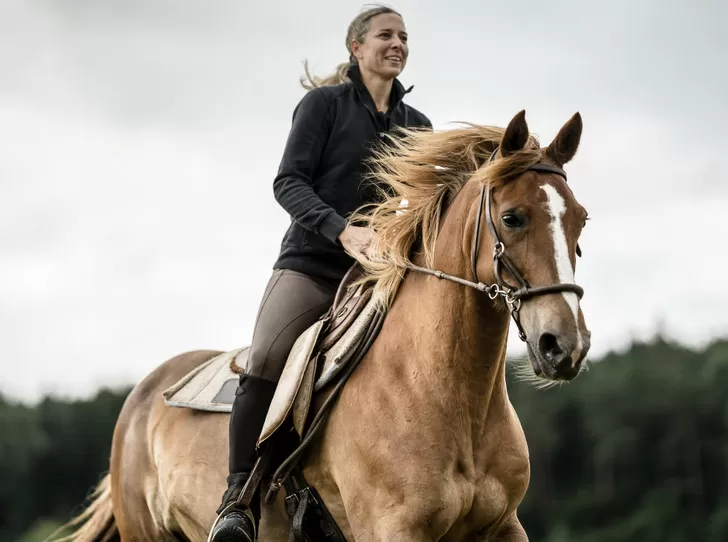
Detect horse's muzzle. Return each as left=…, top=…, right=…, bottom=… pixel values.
left=530, top=331, right=590, bottom=380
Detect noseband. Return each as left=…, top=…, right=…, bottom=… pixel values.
left=395, top=148, right=584, bottom=342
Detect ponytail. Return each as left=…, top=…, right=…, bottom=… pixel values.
left=300, top=59, right=352, bottom=90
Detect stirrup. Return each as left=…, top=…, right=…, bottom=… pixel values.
left=207, top=503, right=257, bottom=542
left=208, top=452, right=272, bottom=541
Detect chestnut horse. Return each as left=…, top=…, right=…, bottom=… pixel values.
left=54, top=110, right=590, bottom=542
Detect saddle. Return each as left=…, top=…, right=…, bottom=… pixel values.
left=257, top=263, right=381, bottom=446
left=162, top=263, right=382, bottom=423
left=320, top=264, right=373, bottom=352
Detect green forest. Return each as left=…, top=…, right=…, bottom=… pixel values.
left=1, top=337, right=727, bottom=542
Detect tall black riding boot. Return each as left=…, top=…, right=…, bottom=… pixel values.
left=210, top=373, right=278, bottom=542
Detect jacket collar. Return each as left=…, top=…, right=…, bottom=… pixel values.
left=347, top=63, right=413, bottom=112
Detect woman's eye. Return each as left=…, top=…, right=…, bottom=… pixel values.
left=502, top=214, right=524, bottom=228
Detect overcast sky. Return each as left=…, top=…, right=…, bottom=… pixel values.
left=2, top=0, right=726, bottom=401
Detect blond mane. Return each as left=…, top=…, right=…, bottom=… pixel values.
left=351, top=124, right=542, bottom=307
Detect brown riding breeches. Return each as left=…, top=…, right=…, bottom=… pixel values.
left=245, top=269, right=338, bottom=383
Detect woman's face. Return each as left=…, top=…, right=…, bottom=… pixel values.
left=352, top=13, right=409, bottom=80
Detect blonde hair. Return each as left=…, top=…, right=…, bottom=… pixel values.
left=301, top=4, right=402, bottom=90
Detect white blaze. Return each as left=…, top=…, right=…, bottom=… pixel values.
left=540, top=183, right=582, bottom=361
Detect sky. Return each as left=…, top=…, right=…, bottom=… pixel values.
left=1, top=0, right=727, bottom=402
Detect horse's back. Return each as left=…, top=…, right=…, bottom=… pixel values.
left=111, top=349, right=225, bottom=540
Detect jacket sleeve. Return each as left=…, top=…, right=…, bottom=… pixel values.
left=272, top=89, right=347, bottom=245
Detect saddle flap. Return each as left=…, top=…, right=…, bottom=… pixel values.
left=258, top=319, right=325, bottom=447
left=292, top=352, right=319, bottom=438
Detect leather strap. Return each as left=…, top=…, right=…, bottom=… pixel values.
left=471, top=185, right=487, bottom=283
left=289, top=488, right=309, bottom=542
left=235, top=446, right=273, bottom=509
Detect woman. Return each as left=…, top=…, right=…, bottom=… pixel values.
left=211, top=5, right=432, bottom=541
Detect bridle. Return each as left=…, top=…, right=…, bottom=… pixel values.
left=393, top=148, right=584, bottom=342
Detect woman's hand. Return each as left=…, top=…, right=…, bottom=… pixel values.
left=338, top=226, right=378, bottom=260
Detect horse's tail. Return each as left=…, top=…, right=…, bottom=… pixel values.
left=45, top=473, right=119, bottom=542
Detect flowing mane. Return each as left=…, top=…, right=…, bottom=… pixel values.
left=352, top=124, right=543, bottom=307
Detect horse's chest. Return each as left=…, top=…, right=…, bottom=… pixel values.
left=446, top=422, right=530, bottom=537
left=441, top=468, right=528, bottom=541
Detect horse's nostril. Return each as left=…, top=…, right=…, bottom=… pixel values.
left=538, top=333, right=566, bottom=365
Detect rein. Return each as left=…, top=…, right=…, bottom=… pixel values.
left=377, top=148, right=584, bottom=342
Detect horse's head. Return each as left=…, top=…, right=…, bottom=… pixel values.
left=358, top=110, right=590, bottom=380
left=471, top=111, right=590, bottom=381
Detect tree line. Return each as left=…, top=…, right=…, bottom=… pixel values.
left=1, top=336, right=726, bottom=541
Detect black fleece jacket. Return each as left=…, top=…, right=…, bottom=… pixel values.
left=271, top=64, right=432, bottom=283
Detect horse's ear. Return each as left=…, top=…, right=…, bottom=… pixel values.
left=500, top=110, right=529, bottom=156
left=546, top=112, right=582, bottom=166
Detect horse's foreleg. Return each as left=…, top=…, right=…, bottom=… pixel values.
left=347, top=513, right=438, bottom=542
left=363, top=527, right=435, bottom=542
left=489, top=514, right=528, bottom=542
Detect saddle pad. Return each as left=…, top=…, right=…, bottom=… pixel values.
left=162, top=348, right=248, bottom=412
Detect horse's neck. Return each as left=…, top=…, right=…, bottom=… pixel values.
left=392, top=272, right=510, bottom=422
left=386, top=196, right=511, bottom=436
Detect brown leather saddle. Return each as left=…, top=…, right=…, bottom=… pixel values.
left=256, top=262, right=382, bottom=449
left=319, top=263, right=373, bottom=353
left=229, top=263, right=374, bottom=379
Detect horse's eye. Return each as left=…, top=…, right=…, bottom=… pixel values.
left=502, top=213, right=524, bottom=228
